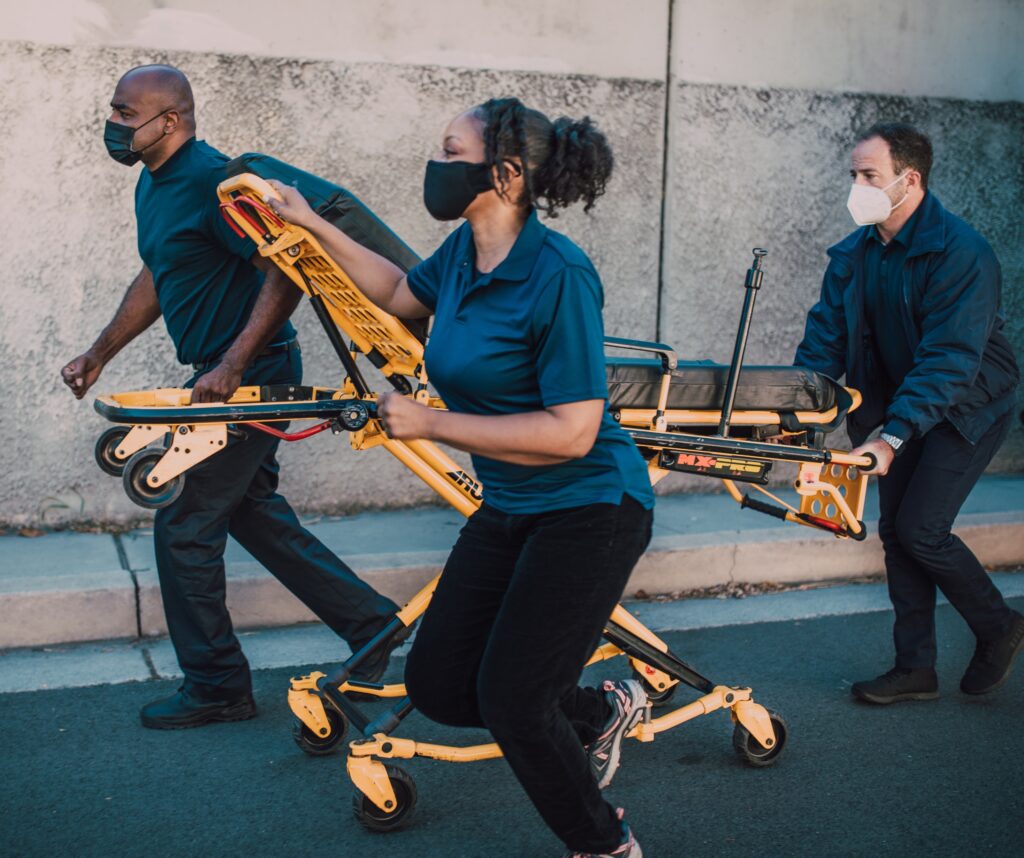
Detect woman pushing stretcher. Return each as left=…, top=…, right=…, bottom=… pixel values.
left=268, top=97, right=651, bottom=857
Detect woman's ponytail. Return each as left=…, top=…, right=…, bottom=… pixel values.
left=475, top=98, right=614, bottom=216
left=535, top=116, right=613, bottom=214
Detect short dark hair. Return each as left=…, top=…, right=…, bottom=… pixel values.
left=856, top=122, right=933, bottom=190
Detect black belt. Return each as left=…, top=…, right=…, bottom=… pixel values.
left=192, top=338, right=299, bottom=373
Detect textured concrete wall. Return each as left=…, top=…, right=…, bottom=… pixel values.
left=661, top=82, right=1024, bottom=468
left=0, top=41, right=663, bottom=525
left=1, top=0, right=1022, bottom=525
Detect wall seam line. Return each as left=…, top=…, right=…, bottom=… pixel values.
left=654, top=0, right=675, bottom=341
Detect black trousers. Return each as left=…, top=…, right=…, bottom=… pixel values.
left=404, top=494, right=653, bottom=854
left=878, top=414, right=1014, bottom=669
left=153, top=349, right=398, bottom=700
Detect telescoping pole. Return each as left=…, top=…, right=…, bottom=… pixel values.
left=717, top=248, right=767, bottom=437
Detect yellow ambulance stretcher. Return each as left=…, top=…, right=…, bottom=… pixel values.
left=93, top=158, right=874, bottom=831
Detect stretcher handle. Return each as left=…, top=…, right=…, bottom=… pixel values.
left=218, top=172, right=281, bottom=204
left=604, top=336, right=677, bottom=371
left=829, top=450, right=877, bottom=471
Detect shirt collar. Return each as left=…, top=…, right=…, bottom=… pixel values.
left=868, top=197, right=923, bottom=249
left=149, top=136, right=197, bottom=183
left=461, top=208, right=546, bottom=286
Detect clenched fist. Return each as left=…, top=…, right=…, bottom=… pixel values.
left=61, top=351, right=105, bottom=400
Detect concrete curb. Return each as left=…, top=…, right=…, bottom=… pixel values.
left=2, top=477, right=1022, bottom=649
left=631, top=510, right=1024, bottom=594
left=4, top=573, right=1024, bottom=695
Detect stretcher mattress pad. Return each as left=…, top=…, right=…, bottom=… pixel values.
left=606, top=358, right=839, bottom=413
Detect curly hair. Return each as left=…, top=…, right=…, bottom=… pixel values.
left=472, top=97, right=614, bottom=217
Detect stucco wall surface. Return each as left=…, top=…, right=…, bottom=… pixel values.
left=2, top=1, right=1022, bottom=526
left=2, top=0, right=671, bottom=80
left=673, top=0, right=1024, bottom=102
left=661, top=82, right=1024, bottom=467
left=0, top=41, right=664, bottom=525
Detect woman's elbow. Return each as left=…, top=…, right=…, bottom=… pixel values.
left=562, top=425, right=600, bottom=459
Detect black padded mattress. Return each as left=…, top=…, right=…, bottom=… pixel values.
left=605, top=358, right=838, bottom=413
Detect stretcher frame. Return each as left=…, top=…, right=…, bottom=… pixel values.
left=93, top=172, right=874, bottom=831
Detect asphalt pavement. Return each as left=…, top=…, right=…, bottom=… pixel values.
left=2, top=594, right=1023, bottom=857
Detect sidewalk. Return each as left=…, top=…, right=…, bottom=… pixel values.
left=3, top=569, right=1023, bottom=695
left=1, top=475, right=1022, bottom=650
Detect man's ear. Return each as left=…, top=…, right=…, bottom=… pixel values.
left=163, top=109, right=180, bottom=134
left=905, top=168, right=923, bottom=192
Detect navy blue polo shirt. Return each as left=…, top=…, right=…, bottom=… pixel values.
left=406, top=210, right=654, bottom=515
left=863, top=205, right=922, bottom=387
left=134, top=137, right=295, bottom=366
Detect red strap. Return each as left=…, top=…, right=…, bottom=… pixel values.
left=803, top=514, right=845, bottom=534
left=248, top=420, right=333, bottom=442
left=219, top=202, right=248, bottom=238
left=234, top=193, right=285, bottom=228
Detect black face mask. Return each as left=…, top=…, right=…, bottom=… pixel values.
left=103, top=109, right=170, bottom=166
left=423, top=159, right=494, bottom=221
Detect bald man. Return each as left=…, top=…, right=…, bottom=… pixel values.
left=63, top=65, right=404, bottom=729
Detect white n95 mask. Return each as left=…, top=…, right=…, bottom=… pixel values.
left=846, top=171, right=910, bottom=226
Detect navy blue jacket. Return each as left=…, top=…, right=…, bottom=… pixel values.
left=795, top=192, right=1018, bottom=447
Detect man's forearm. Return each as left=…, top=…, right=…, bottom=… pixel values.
left=219, top=264, right=302, bottom=371
left=91, top=267, right=161, bottom=362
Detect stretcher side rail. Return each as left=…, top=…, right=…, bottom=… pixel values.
left=94, top=391, right=373, bottom=427
left=604, top=336, right=678, bottom=370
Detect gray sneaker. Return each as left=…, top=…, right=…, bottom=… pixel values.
left=563, top=808, right=643, bottom=857
left=587, top=679, right=647, bottom=790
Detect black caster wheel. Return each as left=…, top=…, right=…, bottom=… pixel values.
left=122, top=448, right=184, bottom=509
left=732, top=709, right=788, bottom=767
left=632, top=667, right=679, bottom=708
left=291, top=706, right=348, bottom=756
left=95, top=427, right=131, bottom=477
left=352, top=764, right=417, bottom=833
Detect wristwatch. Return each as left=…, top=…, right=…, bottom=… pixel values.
left=880, top=432, right=904, bottom=454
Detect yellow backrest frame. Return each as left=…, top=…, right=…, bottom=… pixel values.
left=217, top=174, right=426, bottom=384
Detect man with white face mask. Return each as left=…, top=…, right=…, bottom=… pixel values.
left=795, top=123, right=1020, bottom=705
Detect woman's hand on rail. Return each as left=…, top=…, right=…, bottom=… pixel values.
left=850, top=438, right=894, bottom=476
left=265, top=180, right=317, bottom=229
left=377, top=392, right=436, bottom=440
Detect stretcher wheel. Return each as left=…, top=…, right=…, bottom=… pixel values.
left=352, top=764, right=417, bottom=832
left=95, top=427, right=131, bottom=476
left=122, top=448, right=184, bottom=509
left=631, top=667, right=679, bottom=708
left=732, top=709, right=788, bottom=767
left=291, top=706, right=348, bottom=756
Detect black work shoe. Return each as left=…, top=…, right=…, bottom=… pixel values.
left=961, top=611, right=1024, bottom=695
left=140, top=687, right=256, bottom=730
left=344, top=622, right=415, bottom=701
left=851, top=667, right=939, bottom=704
